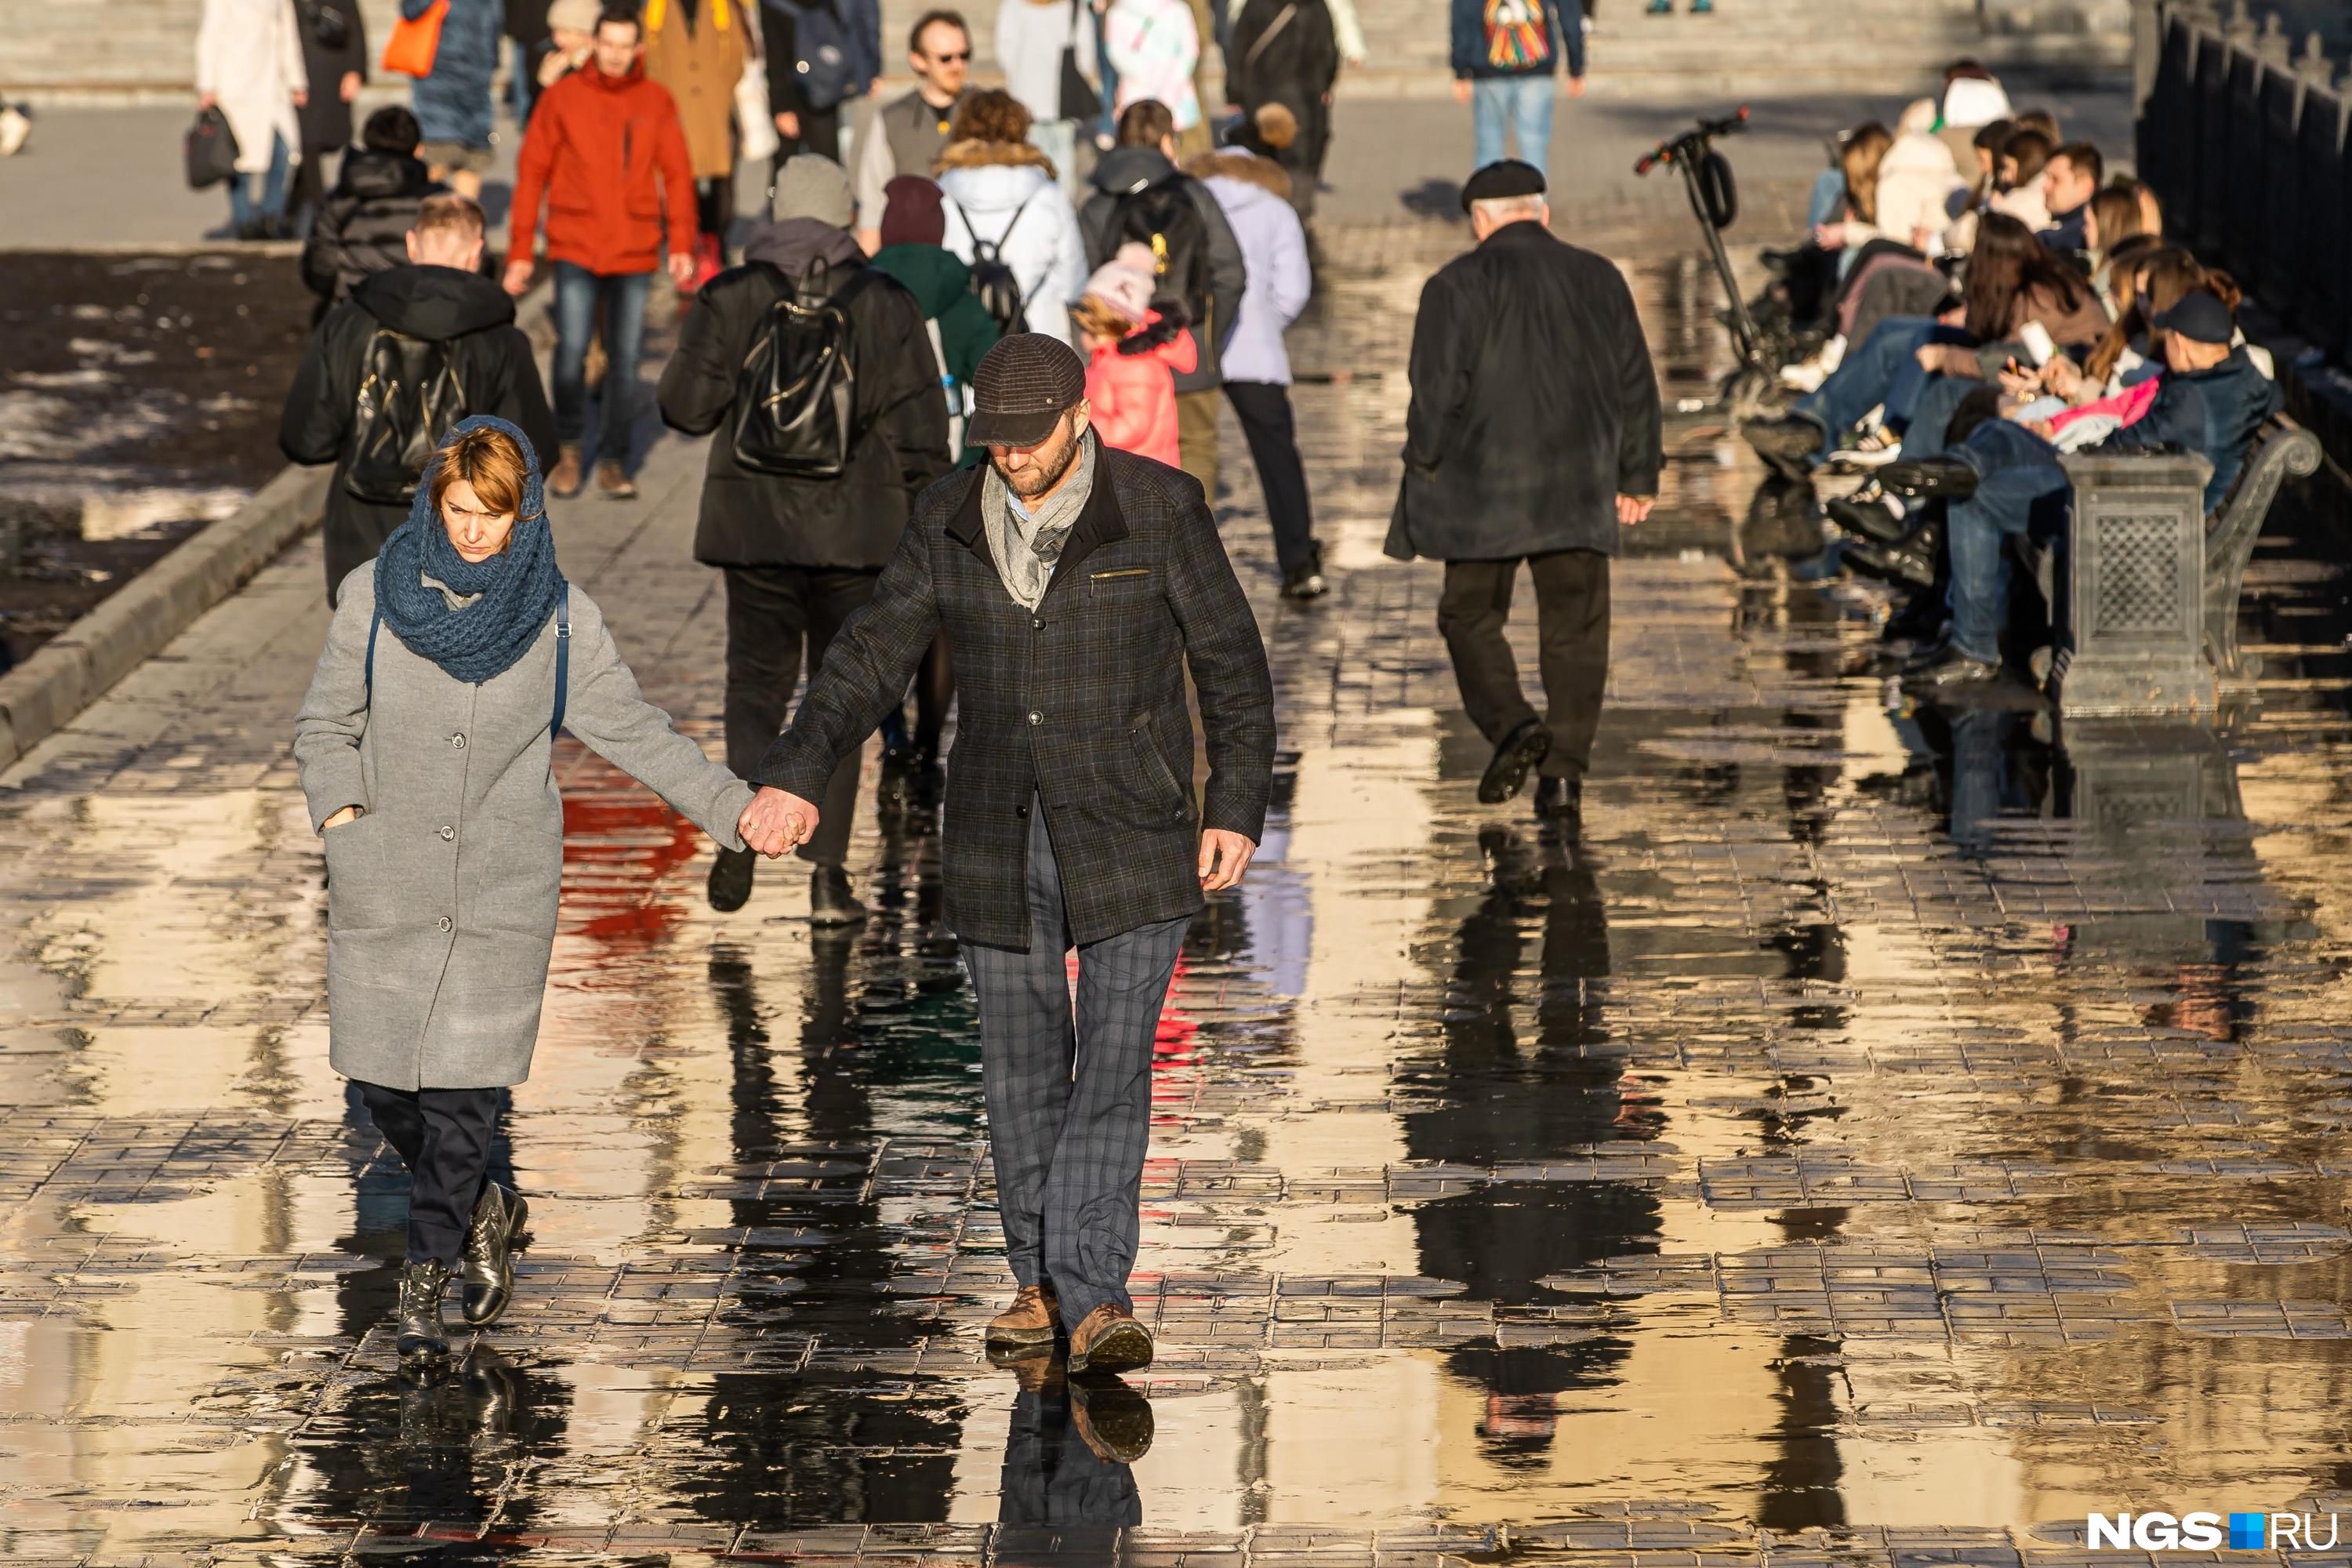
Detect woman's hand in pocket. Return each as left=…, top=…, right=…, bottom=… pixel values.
left=322, top=804, right=363, bottom=831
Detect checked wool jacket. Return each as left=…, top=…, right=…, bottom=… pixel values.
left=753, top=448, right=1276, bottom=951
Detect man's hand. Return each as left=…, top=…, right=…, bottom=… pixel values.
left=773, top=110, right=800, bottom=138
left=292, top=89, right=309, bottom=107
left=1617, top=494, right=1656, bottom=526
left=1567, top=74, right=1586, bottom=98
left=340, top=70, right=362, bottom=102
left=1198, top=829, right=1257, bottom=892
left=502, top=258, right=533, bottom=296
left=740, top=786, right=819, bottom=858
left=1452, top=78, right=1473, bottom=105
left=667, top=251, right=698, bottom=289
left=322, top=805, right=362, bottom=831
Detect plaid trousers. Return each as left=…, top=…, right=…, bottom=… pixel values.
left=960, top=797, right=1189, bottom=1327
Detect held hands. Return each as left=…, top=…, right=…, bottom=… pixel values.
left=1617, top=494, right=1656, bottom=526
left=740, top=786, right=818, bottom=858
left=1199, top=829, right=1257, bottom=892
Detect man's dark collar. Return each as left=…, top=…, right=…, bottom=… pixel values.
left=1478, top=216, right=1554, bottom=246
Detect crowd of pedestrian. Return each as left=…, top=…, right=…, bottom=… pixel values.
left=263, top=0, right=1671, bottom=1421
left=1737, top=61, right=2278, bottom=691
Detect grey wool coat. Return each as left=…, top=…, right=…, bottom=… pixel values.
left=293, top=559, right=753, bottom=1091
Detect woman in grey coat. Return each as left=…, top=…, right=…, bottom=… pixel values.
left=295, top=416, right=753, bottom=1374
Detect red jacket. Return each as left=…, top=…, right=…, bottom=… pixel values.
left=509, top=63, right=697, bottom=277
left=1085, top=312, right=1196, bottom=468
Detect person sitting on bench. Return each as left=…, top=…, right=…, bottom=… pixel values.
left=1867, top=287, right=2278, bottom=690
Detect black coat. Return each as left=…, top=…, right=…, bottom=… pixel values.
left=1226, top=0, right=1338, bottom=170
left=657, top=221, right=953, bottom=570
left=1385, top=221, right=1663, bottom=564
left=301, top=151, right=447, bottom=303
left=753, top=451, right=1277, bottom=950
left=279, top=265, right=558, bottom=600
left=295, top=0, right=370, bottom=152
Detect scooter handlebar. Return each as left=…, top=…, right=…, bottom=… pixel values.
left=1634, top=105, right=1749, bottom=175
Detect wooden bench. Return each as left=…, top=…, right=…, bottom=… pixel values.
left=2016, top=412, right=2320, bottom=710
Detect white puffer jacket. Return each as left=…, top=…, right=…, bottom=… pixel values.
left=936, top=139, right=1092, bottom=346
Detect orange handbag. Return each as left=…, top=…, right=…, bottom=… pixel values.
left=381, top=0, right=448, bottom=77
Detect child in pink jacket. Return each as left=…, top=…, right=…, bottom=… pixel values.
left=1074, top=252, right=1196, bottom=469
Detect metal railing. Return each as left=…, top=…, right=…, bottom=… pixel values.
left=2136, top=0, right=2348, bottom=354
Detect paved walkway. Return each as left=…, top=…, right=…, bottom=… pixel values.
left=5, top=207, right=2352, bottom=1559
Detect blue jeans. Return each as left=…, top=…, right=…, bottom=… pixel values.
left=1797, top=315, right=1934, bottom=445
left=227, top=131, right=292, bottom=230
left=550, top=262, right=652, bottom=456
left=1896, top=373, right=1981, bottom=461
left=1947, top=419, right=2071, bottom=663
left=510, top=37, right=538, bottom=126
left=1094, top=18, right=1120, bottom=142
left=1806, top=167, right=1845, bottom=229
left=1472, top=75, right=1555, bottom=179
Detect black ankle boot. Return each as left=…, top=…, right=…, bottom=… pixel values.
left=396, top=1258, right=453, bottom=1373
left=461, top=1182, right=528, bottom=1327
left=1534, top=775, right=1583, bottom=836
left=810, top=865, right=868, bottom=927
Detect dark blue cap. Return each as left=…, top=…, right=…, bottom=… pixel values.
left=2152, top=290, right=2234, bottom=345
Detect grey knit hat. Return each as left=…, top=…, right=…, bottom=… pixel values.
left=769, top=154, right=856, bottom=228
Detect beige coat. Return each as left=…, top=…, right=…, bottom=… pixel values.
left=643, top=0, right=747, bottom=180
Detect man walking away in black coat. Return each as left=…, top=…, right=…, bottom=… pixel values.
left=290, top=0, right=368, bottom=233
left=737, top=334, right=1276, bottom=1377
left=301, top=107, right=448, bottom=311
left=656, top=154, right=952, bottom=925
left=1384, top=160, right=1661, bottom=838
left=1079, top=99, right=1248, bottom=503
left=280, top=193, right=557, bottom=601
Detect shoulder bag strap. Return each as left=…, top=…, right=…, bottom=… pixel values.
left=1244, top=3, right=1300, bottom=70
left=365, top=603, right=380, bottom=703
left=551, top=581, right=572, bottom=738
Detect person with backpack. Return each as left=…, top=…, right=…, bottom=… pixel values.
left=294, top=417, right=758, bottom=1377
left=1223, top=0, right=1338, bottom=220
left=1449, top=0, right=1584, bottom=180
left=869, top=174, right=999, bottom=797
left=302, top=107, right=447, bottom=313
left=759, top=0, right=882, bottom=167
left=851, top=8, right=971, bottom=250
left=280, top=194, right=558, bottom=603
left=655, top=154, right=950, bottom=924
left=936, top=89, right=1090, bottom=347
left=1079, top=97, right=1248, bottom=500
left=504, top=5, right=699, bottom=501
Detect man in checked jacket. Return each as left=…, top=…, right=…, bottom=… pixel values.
left=739, top=334, right=1276, bottom=1375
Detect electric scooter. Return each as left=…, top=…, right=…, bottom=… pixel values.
left=1635, top=107, right=1786, bottom=419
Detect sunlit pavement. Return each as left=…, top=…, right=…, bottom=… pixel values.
left=5, top=212, right=2352, bottom=1561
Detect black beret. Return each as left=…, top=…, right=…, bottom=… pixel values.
left=1461, top=158, right=1548, bottom=212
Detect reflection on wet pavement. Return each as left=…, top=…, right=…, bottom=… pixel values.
left=5, top=220, right=2352, bottom=1558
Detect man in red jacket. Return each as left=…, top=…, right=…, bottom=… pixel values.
left=504, top=6, right=697, bottom=499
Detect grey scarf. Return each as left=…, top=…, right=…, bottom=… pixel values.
left=982, top=433, right=1098, bottom=610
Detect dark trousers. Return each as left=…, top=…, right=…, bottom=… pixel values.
left=960, top=801, right=1189, bottom=1327
left=1439, top=549, right=1612, bottom=781
left=695, top=175, right=733, bottom=247
left=358, top=1082, right=500, bottom=1265
left=771, top=104, right=841, bottom=190
left=550, top=262, right=652, bottom=454
left=1000, top=1385, right=1142, bottom=1527
left=722, top=564, right=875, bottom=867
left=1224, top=380, right=1316, bottom=575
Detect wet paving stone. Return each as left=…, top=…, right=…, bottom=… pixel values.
left=6, top=214, right=2352, bottom=1556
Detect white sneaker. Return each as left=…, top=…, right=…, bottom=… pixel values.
left=1780, top=359, right=1831, bottom=392
left=1829, top=427, right=1903, bottom=467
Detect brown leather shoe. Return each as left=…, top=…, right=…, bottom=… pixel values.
left=1067, top=1302, right=1152, bottom=1374
left=594, top=459, right=637, bottom=500
left=548, top=444, right=584, bottom=499
left=985, top=1283, right=1060, bottom=1348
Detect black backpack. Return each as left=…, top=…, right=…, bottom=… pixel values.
left=1106, top=176, right=1211, bottom=332
left=949, top=192, right=1035, bottom=337
left=344, top=328, right=467, bottom=505
left=732, top=260, right=861, bottom=478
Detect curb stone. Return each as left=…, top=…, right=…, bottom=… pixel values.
left=0, top=463, right=332, bottom=773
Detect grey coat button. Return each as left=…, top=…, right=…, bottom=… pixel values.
left=436, top=916, right=453, bottom=932
left=439, top=826, right=456, bottom=841
left=1028, top=710, right=1043, bottom=725
left=1032, top=616, right=1044, bottom=630
left=451, top=733, right=466, bottom=749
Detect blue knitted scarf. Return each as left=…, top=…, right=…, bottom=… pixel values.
left=372, top=416, right=566, bottom=686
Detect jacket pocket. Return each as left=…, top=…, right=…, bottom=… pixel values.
left=1127, top=713, right=1189, bottom=817
left=1089, top=566, right=1154, bottom=599
left=323, top=811, right=396, bottom=931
